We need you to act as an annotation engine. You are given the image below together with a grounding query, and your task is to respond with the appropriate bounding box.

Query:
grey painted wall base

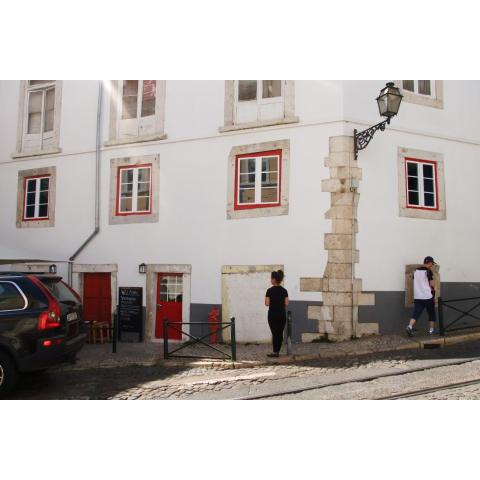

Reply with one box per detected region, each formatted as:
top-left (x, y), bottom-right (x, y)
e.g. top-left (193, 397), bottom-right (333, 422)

top-left (189, 301), bottom-right (323, 343)
top-left (359, 283), bottom-right (480, 334)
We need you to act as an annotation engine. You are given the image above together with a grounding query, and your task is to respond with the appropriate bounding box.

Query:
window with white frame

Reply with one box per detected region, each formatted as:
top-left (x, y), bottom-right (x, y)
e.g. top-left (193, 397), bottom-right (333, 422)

top-left (116, 165), bottom-right (152, 215)
top-left (405, 158), bottom-right (438, 210)
top-left (16, 166), bottom-right (56, 228)
top-left (235, 80), bottom-right (285, 124)
top-left (107, 80), bottom-right (166, 144)
top-left (23, 175), bottom-right (50, 220)
top-left (402, 80), bottom-right (435, 97)
top-left (21, 80), bottom-right (59, 153)
top-left (235, 150), bottom-right (281, 209)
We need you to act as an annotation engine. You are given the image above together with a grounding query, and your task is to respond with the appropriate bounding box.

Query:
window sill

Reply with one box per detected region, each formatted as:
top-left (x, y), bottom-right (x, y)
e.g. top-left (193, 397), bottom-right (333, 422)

top-left (11, 148), bottom-right (62, 159)
top-left (104, 133), bottom-right (167, 147)
top-left (219, 117), bottom-right (299, 133)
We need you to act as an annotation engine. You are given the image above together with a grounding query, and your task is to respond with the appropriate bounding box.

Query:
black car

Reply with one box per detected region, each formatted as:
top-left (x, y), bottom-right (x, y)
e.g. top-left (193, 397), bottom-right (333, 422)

top-left (0, 273), bottom-right (87, 396)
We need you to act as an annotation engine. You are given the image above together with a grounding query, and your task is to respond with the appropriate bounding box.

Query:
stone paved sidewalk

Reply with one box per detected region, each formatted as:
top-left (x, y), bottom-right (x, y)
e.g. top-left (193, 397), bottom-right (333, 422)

top-left (68, 329), bottom-right (480, 371)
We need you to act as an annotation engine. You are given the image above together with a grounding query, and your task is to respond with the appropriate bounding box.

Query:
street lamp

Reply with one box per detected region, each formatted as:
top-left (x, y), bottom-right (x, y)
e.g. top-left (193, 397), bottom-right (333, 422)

top-left (49, 264), bottom-right (57, 274)
top-left (138, 263), bottom-right (146, 274)
top-left (354, 82), bottom-right (403, 160)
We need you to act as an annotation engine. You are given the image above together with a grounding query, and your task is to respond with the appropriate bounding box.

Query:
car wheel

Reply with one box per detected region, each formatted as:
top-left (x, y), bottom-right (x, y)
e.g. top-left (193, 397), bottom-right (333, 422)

top-left (0, 351), bottom-right (18, 397)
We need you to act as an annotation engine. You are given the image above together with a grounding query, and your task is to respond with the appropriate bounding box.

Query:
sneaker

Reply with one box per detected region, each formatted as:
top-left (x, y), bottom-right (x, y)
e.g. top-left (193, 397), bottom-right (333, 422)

top-left (406, 326), bottom-right (414, 337)
top-left (428, 328), bottom-right (438, 335)
top-left (267, 353), bottom-right (279, 358)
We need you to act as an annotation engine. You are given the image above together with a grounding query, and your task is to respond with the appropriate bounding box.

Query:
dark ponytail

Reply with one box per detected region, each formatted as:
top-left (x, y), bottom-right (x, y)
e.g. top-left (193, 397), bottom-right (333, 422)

top-left (271, 269), bottom-right (284, 284)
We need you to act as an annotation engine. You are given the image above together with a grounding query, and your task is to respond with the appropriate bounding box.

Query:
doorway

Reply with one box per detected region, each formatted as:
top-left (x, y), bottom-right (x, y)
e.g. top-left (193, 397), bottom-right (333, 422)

top-left (83, 272), bottom-right (112, 325)
top-left (155, 273), bottom-right (183, 340)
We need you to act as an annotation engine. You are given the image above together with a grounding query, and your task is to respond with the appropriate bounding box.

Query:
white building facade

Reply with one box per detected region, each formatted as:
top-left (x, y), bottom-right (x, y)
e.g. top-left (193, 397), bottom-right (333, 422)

top-left (1, 80), bottom-right (479, 342)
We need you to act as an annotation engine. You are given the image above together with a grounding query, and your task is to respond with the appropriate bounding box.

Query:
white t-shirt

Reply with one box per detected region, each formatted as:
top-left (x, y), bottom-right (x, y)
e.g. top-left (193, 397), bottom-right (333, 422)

top-left (413, 269), bottom-right (433, 300)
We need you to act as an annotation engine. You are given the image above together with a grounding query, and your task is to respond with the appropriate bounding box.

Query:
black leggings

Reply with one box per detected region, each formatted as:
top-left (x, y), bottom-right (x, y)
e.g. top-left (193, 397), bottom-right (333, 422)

top-left (268, 315), bottom-right (287, 353)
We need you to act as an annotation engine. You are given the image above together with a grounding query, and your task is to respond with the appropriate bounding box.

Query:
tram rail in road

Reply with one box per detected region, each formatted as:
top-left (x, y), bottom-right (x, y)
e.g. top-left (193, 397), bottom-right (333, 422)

top-left (234, 356), bottom-right (480, 400)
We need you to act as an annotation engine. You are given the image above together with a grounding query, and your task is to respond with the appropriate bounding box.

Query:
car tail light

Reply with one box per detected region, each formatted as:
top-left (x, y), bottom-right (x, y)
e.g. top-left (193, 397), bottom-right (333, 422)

top-left (29, 275), bottom-right (62, 330)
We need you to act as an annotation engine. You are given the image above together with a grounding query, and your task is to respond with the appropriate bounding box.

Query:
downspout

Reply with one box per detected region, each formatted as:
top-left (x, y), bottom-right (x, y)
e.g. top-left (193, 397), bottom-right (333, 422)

top-left (68, 81), bottom-right (103, 285)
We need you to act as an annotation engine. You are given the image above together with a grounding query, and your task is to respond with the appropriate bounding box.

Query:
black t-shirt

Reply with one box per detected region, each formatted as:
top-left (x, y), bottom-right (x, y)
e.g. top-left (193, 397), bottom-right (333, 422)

top-left (266, 286), bottom-right (288, 313)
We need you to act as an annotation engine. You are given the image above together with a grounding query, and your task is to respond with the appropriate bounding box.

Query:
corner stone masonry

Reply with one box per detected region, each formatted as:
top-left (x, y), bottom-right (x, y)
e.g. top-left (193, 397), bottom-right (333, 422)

top-left (300, 136), bottom-right (378, 341)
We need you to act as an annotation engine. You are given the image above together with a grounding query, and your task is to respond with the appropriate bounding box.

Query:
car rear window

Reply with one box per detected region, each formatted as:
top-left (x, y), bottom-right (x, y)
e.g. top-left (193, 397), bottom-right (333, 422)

top-left (0, 281), bottom-right (27, 311)
top-left (41, 279), bottom-right (80, 304)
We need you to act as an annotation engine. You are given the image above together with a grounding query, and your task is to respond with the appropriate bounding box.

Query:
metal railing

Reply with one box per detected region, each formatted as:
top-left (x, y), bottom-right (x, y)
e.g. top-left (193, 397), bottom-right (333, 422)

top-left (163, 317), bottom-right (237, 361)
top-left (284, 310), bottom-right (293, 355)
top-left (438, 296), bottom-right (480, 336)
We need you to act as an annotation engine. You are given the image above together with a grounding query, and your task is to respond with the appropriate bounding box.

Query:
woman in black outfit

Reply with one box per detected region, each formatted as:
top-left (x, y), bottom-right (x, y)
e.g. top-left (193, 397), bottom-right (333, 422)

top-left (265, 270), bottom-right (289, 358)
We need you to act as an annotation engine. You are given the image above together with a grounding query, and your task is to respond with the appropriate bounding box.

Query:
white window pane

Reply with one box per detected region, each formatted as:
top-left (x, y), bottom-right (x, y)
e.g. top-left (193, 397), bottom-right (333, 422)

top-left (238, 81), bottom-right (257, 101)
top-left (29, 80), bottom-right (54, 86)
top-left (40, 177), bottom-right (49, 191)
top-left (120, 198), bottom-right (133, 212)
top-left (137, 197), bottom-right (150, 212)
top-left (25, 205), bottom-right (36, 218)
top-left (423, 164), bottom-right (434, 178)
top-left (121, 169), bottom-right (134, 183)
top-left (262, 171), bottom-right (278, 186)
top-left (138, 168), bottom-right (150, 182)
top-left (403, 80), bottom-right (414, 92)
top-left (122, 81), bottom-right (139, 119)
top-left (27, 179), bottom-right (37, 193)
top-left (239, 189), bottom-right (255, 204)
top-left (408, 191), bottom-right (419, 205)
top-left (38, 204), bottom-right (48, 217)
top-left (26, 192), bottom-right (36, 206)
top-left (141, 80), bottom-right (156, 117)
top-left (424, 193), bottom-right (435, 207)
top-left (239, 173), bottom-right (255, 187)
top-left (28, 91), bottom-right (42, 134)
top-left (262, 80), bottom-right (281, 98)
top-left (418, 81), bottom-right (431, 95)
top-left (261, 187), bottom-right (278, 203)
top-left (262, 156), bottom-right (278, 172)
top-left (137, 182), bottom-right (150, 197)
top-left (44, 88), bottom-right (55, 132)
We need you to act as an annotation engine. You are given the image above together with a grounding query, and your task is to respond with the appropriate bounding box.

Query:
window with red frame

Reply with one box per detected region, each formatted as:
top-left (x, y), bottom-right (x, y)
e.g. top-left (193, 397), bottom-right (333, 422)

top-left (405, 158), bottom-right (438, 210)
top-left (117, 165), bottom-right (152, 215)
top-left (23, 175), bottom-right (50, 220)
top-left (235, 150), bottom-right (281, 209)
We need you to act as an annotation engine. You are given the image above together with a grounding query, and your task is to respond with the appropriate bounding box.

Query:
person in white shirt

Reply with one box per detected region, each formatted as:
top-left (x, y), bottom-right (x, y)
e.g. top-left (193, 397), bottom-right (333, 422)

top-left (406, 256), bottom-right (437, 337)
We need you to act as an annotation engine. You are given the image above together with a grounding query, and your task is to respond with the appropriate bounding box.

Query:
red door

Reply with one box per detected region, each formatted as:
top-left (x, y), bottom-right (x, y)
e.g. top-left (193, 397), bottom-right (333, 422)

top-left (83, 273), bottom-right (112, 325)
top-left (156, 273), bottom-right (183, 339)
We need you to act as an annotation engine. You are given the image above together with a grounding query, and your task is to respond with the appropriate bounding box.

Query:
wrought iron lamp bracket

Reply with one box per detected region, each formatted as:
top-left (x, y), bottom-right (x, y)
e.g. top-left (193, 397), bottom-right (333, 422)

top-left (354, 117), bottom-right (391, 160)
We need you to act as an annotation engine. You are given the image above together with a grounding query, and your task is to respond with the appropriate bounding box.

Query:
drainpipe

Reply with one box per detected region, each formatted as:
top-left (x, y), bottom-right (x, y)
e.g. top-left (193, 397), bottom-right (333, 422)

top-left (350, 143), bottom-right (358, 339)
top-left (68, 80), bottom-right (103, 285)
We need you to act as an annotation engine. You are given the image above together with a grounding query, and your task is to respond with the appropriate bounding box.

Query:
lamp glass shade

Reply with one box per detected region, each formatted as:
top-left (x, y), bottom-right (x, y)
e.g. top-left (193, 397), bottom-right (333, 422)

top-left (376, 82), bottom-right (403, 118)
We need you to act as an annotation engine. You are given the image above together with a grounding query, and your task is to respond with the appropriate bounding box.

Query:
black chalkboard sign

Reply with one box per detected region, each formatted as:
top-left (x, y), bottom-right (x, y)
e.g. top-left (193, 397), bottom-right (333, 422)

top-left (118, 287), bottom-right (143, 336)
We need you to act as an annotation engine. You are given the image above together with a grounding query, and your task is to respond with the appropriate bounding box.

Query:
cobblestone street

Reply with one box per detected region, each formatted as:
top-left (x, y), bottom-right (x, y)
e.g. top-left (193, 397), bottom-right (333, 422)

top-left (7, 340), bottom-right (480, 400)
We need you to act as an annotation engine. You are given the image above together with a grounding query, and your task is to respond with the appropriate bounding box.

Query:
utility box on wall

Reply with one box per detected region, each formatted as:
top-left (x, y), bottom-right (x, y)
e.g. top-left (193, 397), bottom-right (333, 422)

top-left (405, 264), bottom-right (441, 307)
top-left (221, 265), bottom-right (283, 343)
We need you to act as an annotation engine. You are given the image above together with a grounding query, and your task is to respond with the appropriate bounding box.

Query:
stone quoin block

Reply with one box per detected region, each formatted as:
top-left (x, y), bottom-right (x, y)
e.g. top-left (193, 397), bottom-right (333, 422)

top-left (324, 263), bottom-right (353, 279)
top-left (331, 219), bottom-right (358, 234)
top-left (324, 233), bottom-right (354, 250)
top-left (329, 167), bottom-right (363, 180)
top-left (326, 278), bottom-right (354, 292)
top-left (356, 323), bottom-right (380, 336)
top-left (308, 305), bottom-right (333, 321)
top-left (328, 249), bottom-right (360, 264)
top-left (355, 292), bottom-right (375, 306)
top-left (299, 277), bottom-right (323, 292)
top-left (321, 178), bottom-right (348, 193)
top-left (329, 136), bottom-right (354, 153)
top-left (325, 152), bottom-right (356, 168)
top-left (330, 320), bottom-right (354, 341)
top-left (322, 292), bottom-right (353, 307)
top-left (318, 320), bottom-right (335, 334)
top-left (331, 193), bottom-right (359, 207)
top-left (325, 205), bottom-right (357, 220)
